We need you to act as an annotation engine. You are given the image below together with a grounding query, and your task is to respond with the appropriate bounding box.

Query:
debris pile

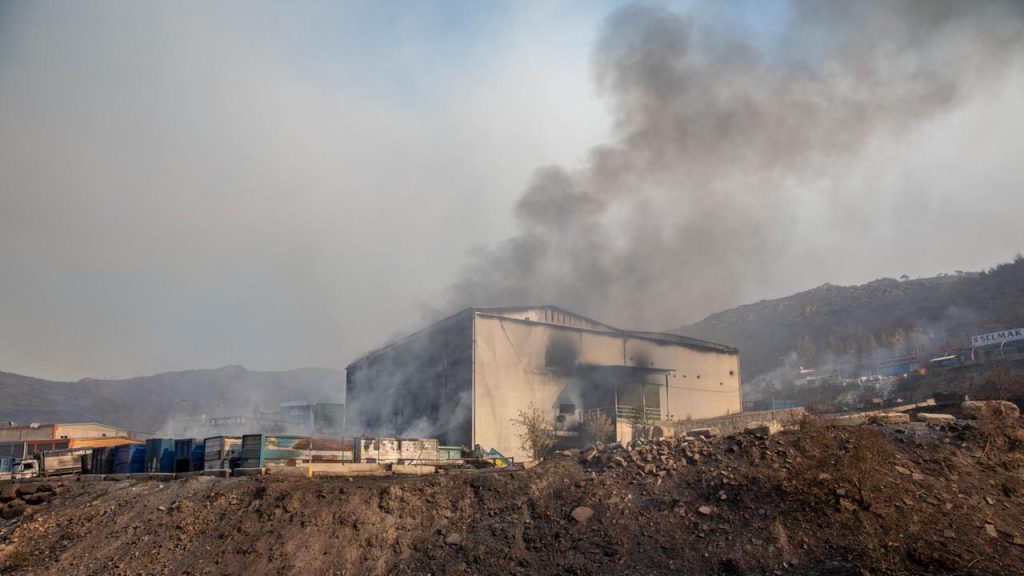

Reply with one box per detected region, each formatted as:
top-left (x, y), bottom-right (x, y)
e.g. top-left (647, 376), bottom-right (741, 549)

top-left (1, 408), bottom-right (1022, 575)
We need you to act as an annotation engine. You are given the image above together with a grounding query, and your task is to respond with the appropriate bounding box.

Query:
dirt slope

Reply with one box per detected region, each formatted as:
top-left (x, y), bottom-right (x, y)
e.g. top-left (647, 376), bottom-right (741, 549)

top-left (2, 416), bottom-right (1023, 575)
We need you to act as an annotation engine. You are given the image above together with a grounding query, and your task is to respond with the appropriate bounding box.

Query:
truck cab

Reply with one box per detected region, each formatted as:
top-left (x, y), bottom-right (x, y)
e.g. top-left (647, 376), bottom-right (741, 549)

top-left (12, 459), bottom-right (39, 480)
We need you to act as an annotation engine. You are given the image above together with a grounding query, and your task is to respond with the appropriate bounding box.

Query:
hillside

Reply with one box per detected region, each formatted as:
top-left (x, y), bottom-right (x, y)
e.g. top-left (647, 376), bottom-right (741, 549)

top-left (675, 256), bottom-right (1024, 381)
top-left (0, 366), bottom-right (344, 434)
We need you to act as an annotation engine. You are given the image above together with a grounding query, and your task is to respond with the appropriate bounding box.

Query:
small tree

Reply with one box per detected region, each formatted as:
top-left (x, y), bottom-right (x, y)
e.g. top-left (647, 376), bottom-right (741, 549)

top-left (511, 403), bottom-right (555, 460)
top-left (581, 411), bottom-right (613, 445)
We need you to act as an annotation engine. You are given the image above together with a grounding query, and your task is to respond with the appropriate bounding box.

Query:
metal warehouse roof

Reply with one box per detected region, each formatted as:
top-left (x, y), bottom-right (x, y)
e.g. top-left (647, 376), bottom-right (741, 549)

top-left (347, 305), bottom-right (737, 368)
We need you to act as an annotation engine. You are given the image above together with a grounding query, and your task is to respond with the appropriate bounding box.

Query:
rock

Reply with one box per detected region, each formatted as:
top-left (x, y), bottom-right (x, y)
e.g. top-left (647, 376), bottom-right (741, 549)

top-left (571, 506), bottom-right (595, 523)
top-left (839, 498), bottom-right (857, 512)
top-left (917, 413), bottom-right (956, 424)
top-left (698, 505), bottom-right (713, 516)
top-left (15, 484), bottom-right (40, 498)
top-left (985, 524), bottom-right (998, 538)
top-left (912, 473), bottom-right (926, 481)
top-left (1012, 537), bottom-right (1024, 546)
top-left (444, 534), bottom-right (462, 546)
top-left (833, 414), bottom-right (867, 427)
top-left (687, 428), bottom-right (721, 439)
top-left (894, 466), bottom-right (913, 475)
top-left (0, 484), bottom-right (17, 503)
top-left (23, 492), bottom-right (50, 505)
top-left (871, 413), bottom-right (911, 425)
top-left (962, 400), bottom-right (1020, 420)
top-left (745, 421), bottom-right (781, 436)
top-left (521, 460), bottom-right (538, 470)
top-left (581, 448), bottom-right (598, 462)
top-left (1, 500), bottom-right (26, 519)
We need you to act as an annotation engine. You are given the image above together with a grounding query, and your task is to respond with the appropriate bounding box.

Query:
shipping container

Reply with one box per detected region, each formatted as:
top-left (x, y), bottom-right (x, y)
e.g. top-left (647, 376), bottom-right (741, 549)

top-left (354, 437), bottom-right (399, 463)
top-left (203, 436), bottom-right (241, 470)
top-left (0, 456), bottom-right (13, 476)
top-left (240, 434), bottom-right (309, 468)
top-left (191, 441), bottom-right (205, 472)
top-left (438, 446), bottom-right (463, 464)
top-left (174, 439), bottom-right (200, 473)
top-left (399, 439), bottom-right (440, 464)
top-left (145, 438), bottom-right (176, 473)
top-left (113, 443), bottom-right (146, 473)
top-left (90, 446), bottom-right (116, 474)
top-left (306, 437), bottom-right (353, 463)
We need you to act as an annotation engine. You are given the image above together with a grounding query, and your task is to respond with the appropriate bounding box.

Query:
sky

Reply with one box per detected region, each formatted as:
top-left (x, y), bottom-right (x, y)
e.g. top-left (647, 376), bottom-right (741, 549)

top-left (1, 0), bottom-right (1022, 380)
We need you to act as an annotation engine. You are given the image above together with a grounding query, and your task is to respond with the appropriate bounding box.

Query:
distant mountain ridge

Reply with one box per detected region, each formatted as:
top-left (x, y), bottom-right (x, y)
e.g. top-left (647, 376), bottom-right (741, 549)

top-left (0, 365), bottom-right (345, 434)
top-left (674, 257), bottom-right (1024, 381)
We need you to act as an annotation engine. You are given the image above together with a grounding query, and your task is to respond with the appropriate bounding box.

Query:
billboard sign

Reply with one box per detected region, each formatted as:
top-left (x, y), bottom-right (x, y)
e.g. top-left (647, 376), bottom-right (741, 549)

top-left (971, 328), bottom-right (1024, 347)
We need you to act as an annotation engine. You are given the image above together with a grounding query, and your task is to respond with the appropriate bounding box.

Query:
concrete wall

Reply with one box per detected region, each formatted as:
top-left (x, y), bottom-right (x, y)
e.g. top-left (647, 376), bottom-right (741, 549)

top-left (53, 423), bottom-right (130, 439)
top-left (473, 313), bottom-right (741, 461)
top-left (0, 425), bottom-right (54, 442)
top-left (670, 407), bottom-right (805, 437)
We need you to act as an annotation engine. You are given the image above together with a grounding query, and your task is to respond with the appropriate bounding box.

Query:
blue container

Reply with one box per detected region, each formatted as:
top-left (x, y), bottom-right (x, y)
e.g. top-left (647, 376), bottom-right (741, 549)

top-left (190, 442), bottom-right (205, 472)
top-left (113, 444), bottom-right (145, 473)
top-left (145, 438), bottom-right (176, 473)
top-left (174, 439), bottom-right (198, 472)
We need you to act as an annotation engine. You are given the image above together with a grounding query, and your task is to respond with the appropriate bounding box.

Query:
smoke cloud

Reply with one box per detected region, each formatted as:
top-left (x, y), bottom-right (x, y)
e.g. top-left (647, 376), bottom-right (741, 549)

top-left (446, 1), bottom-right (1024, 330)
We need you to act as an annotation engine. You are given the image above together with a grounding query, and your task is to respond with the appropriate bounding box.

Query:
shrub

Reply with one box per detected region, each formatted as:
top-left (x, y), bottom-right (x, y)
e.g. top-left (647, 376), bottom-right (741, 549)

top-left (511, 403), bottom-right (555, 460)
top-left (581, 411), bottom-right (613, 445)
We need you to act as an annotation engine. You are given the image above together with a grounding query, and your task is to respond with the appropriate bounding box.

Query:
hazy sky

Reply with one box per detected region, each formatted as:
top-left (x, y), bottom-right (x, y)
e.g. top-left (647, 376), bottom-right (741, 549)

top-left (2, 1), bottom-right (1022, 380)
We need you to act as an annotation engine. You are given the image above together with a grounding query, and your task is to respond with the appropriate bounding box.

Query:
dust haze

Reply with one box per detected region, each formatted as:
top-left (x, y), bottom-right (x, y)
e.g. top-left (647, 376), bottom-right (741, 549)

top-left (1, 1), bottom-right (1023, 380)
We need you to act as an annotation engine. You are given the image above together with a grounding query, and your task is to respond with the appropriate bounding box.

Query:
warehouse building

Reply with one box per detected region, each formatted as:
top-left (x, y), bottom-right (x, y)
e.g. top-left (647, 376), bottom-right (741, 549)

top-left (0, 422), bottom-right (137, 460)
top-left (346, 306), bottom-right (741, 461)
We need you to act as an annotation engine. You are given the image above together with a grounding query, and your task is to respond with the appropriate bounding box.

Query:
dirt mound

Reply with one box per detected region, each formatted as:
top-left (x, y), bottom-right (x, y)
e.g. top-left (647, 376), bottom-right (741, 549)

top-left (2, 416), bottom-right (1023, 575)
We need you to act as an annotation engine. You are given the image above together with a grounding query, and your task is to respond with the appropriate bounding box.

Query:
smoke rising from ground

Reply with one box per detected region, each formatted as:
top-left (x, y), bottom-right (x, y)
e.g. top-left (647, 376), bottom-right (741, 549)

top-left (447, 1), bottom-right (1024, 330)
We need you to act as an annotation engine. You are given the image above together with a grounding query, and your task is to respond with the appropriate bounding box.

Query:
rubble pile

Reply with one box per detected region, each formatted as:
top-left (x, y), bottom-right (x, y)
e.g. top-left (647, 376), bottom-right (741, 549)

top-left (1, 407), bottom-right (1022, 575)
top-left (581, 436), bottom-right (714, 483)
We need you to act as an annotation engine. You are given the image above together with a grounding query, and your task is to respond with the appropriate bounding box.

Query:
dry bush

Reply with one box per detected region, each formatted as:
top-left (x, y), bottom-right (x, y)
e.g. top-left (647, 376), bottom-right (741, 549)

top-left (840, 426), bottom-right (893, 505)
top-left (795, 417), bottom-right (893, 507)
top-left (511, 403), bottom-right (555, 460)
top-left (581, 412), bottom-right (613, 445)
top-left (975, 409), bottom-right (1024, 461)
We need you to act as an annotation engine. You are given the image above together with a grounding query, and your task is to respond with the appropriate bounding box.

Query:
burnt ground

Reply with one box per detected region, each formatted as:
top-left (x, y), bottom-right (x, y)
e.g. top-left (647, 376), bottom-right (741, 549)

top-left (2, 415), bottom-right (1024, 576)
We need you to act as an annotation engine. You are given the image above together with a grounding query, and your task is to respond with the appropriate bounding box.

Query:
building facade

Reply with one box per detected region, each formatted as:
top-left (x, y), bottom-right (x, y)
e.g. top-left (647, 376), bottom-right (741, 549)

top-left (346, 306), bottom-right (741, 461)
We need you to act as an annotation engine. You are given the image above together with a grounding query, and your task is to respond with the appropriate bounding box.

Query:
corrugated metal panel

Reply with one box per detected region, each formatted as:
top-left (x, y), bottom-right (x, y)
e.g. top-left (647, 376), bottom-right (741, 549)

top-left (203, 436), bottom-right (241, 470)
top-left (90, 447), bottom-right (116, 474)
top-left (145, 438), bottom-right (175, 473)
top-left (191, 442), bottom-right (205, 471)
top-left (113, 444), bottom-right (146, 473)
top-left (174, 439), bottom-right (198, 472)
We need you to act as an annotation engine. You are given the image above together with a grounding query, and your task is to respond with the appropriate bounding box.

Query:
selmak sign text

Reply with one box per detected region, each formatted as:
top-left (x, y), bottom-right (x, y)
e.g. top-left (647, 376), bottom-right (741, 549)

top-left (971, 328), bottom-right (1024, 347)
